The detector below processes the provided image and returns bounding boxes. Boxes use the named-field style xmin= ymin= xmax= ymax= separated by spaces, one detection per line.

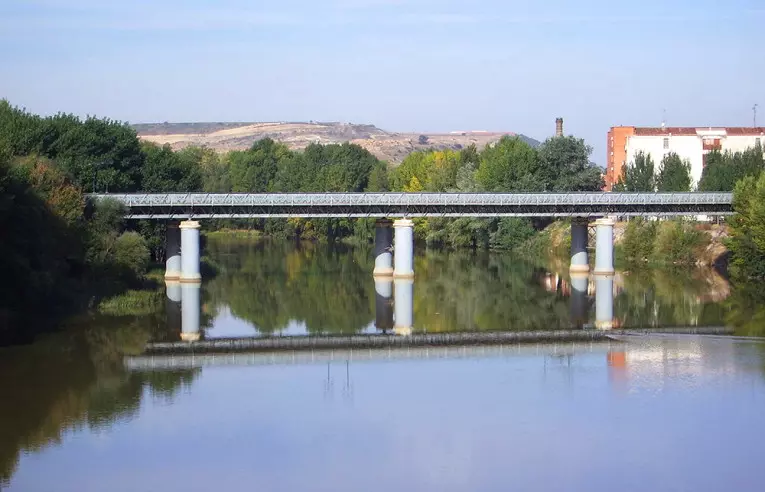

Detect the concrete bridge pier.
xmin=165 ymin=223 xmax=182 ymax=280
xmin=570 ymin=218 xmax=590 ymax=273
xmin=569 ymin=273 xmax=589 ymax=328
xmin=373 ymin=219 xmax=394 ymax=277
xmin=595 ymin=275 xmax=615 ymax=330
xmin=393 ymin=219 xmax=414 ymax=278
xmin=393 ymin=278 xmax=414 ymax=336
xmin=593 ymin=218 xmax=615 ymax=276
xmin=181 ymin=282 xmax=201 ymax=342
xmin=180 ymin=220 xmax=201 ymax=282
xmin=374 ymin=278 xmax=394 ymax=332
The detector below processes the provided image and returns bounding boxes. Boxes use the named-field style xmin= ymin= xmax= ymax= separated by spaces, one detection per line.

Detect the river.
xmin=2 ymin=239 xmax=765 ymax=491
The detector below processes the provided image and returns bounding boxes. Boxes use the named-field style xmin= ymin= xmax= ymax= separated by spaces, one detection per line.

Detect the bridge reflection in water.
xmin=160 ymin=271 xmax=730 ymax=348
xmin=139 ymin=272 xmax=734 ymax=375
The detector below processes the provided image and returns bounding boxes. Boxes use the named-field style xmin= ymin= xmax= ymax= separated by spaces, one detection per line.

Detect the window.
xmin=757 ymin=137 xmax=762 ymax=147
xmin=663 ymin=138 xmax=669 ymax=149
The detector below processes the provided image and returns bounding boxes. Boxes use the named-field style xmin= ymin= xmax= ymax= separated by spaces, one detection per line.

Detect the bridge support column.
xmin=181 ymin=282 xmax=201 ymax=342
xmin=165 ymin=223 xmax=182 ymax=280
xmin=570 ymin=273 xmax=589 ymax=328
xmin=570 ymin=218 xmax=589 ymax=273
xmin=180 ymin=220 xmax=201 ymax=282
xmin=393 ymin=219 xmax=414 ymax=278
xmin=595 ymin=275 xmax=615 ymax=330
xmin=374 ymin=278 xmax=394 ymax=332
xmin=593 ymin=217 xmax=615 ymax=276
xmin=393 ymin=278 xmax=414 ymax=336
xmin=373 ymin=219 xmax=394 ymax=277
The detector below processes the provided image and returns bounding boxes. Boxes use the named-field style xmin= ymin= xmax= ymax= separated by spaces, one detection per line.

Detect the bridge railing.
xmin=89 ymin=192 xmax=733 ymax=208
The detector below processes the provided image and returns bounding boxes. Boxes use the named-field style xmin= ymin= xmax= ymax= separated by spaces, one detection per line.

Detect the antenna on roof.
xmin=754 ymin=104 xmax=759 ymax=128
xmin=661 ymin=109 xmax=666 ymax=129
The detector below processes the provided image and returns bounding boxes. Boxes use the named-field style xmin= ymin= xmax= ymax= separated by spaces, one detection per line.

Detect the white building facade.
xmin=620 ymin=127 xmax=764 ymax=188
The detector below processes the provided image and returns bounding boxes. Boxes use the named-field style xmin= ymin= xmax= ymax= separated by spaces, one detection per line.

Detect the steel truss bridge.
xmin=89 ymin=192 xmax=733 ymax=219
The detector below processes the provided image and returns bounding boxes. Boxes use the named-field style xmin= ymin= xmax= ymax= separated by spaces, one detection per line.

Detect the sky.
xmin=1 ymin=0 xmax=763 ymax=165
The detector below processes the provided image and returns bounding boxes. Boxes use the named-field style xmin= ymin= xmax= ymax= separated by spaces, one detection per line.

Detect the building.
xmin=605 ymin=126 xmax=765 ymax=190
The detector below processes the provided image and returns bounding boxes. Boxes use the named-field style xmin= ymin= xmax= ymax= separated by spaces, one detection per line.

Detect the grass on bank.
xmin=97 ymin=290 xmax=164 ymax=317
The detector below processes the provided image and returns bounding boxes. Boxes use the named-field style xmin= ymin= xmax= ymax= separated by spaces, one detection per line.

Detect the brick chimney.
xmin=555 ymin=118 xmax=564 ymax=137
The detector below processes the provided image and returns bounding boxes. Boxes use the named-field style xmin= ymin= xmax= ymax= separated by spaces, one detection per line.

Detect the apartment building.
xmin=605 ymin=126 xmax=765 ymax=190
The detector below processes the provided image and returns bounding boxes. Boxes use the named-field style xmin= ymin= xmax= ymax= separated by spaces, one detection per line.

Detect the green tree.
xmin=228 ymin=138 xmax=290 ymax=192
xmin=366 ymin=162 xmax=389 ymax=191
xmin=0 ymin=100 xmax=145 ymax=192
xmin=620 ymin=218 xmax=657 ymax=263
xmin=656 ymin=153 xmax=692 ymax=192
xmin=652 ymin=220 xmax=704 ymax=265
xmin=726 ymin=172 xmax=765 ymax=279
xmin=113 ymin=231 xmax=150 ymax=277
xmin=141 ymin=142 xmax=202 ymax=192
xmin=614 ymin=151 xmax=655 ymax=191
xmin=475 ymin=136 xmax=541 ymax=191
xmin=537 ymin=136 xmax=603 ymax=191
xmin=698 ymin=144 xmax=764 ymax=191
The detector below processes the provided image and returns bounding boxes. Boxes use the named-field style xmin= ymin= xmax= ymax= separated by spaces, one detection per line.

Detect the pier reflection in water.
xmin=170 ymin=267 xmax=623 ymax=342
xmin=191 ymin=242 xmax=732 ymax=339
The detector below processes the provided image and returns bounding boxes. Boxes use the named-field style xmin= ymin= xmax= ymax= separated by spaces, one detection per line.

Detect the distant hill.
xmin=132 ymin=121 xmax=541 ymax=164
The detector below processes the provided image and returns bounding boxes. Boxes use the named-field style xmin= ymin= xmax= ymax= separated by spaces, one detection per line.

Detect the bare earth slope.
xmin=133 ymin=121 xmax=540 ymax=163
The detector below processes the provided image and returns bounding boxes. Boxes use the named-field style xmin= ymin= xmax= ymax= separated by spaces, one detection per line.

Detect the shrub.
xmin=621 ymin=218 xmax=657 ymax=263
xmin=113 ymin=231 xmax=149 ymax=277
xmin=491 ymin=218 xmax=536 ymax=250
xmin=652 ymin=220 xmax=704 ymax=265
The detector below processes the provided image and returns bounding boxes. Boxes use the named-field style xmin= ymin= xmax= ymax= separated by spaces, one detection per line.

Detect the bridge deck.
xmin=89 ymin=192 xmax=733 ymax=219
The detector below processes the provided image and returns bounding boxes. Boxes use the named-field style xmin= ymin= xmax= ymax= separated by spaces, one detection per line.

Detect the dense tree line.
xmin=698 ymin=144 xmax=765 ymax=191
xmin=0 ymin=99 xmax=628 ymax=339
xmin=0 ymin=101 xmax=392 ymax=338
xmin=389 ymin=135 xmax=603 ymax=248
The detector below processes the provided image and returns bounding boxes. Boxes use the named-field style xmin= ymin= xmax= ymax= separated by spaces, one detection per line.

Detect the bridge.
xmin=88 ymin=192 xmax=733 ymax=288
xmin=90 ymin=192 xmax=732 ymax=219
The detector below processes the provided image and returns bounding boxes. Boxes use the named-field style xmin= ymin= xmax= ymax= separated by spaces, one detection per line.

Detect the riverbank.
xmin=523 ymin=220 xmax=731 ymax=269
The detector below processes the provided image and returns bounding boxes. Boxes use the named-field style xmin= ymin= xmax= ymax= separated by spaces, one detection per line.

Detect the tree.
xmin=726 ymin=172 xmax=765 ymax=279
xmin=178 ymin=146 xmax=229 ymax=192
xmin=113 ymin=232 xmax=150 ymax=277
xmin=141 ymin=142 xmax=202 ymax=192
xmin=537 ymin=136 xmax=603 ymax=191
xmin=228 ymin=138 xmax=290 ymax=193
xmin=366 ymin=162 xmax=389 ymax=191
xmin=390 ymin=150 xmax=460 ymax=192
xmin=475 ymin=136 xmax=541 ymax=192
xmin=656 ymin=152 xmax=692 ymax=192
xmin=0 ymin=101 xmax=146 ymax=192
xmin=459 ymin=144 xmax=480 ymax=167
xmin=614 ymin=151 xmax=655 ymax=191
xmin=698 ymin=144 xmax=764 ymax=191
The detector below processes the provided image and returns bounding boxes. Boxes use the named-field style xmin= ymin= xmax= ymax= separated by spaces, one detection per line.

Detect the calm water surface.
xmin=2 ymin=241 xmax=765 ymax=491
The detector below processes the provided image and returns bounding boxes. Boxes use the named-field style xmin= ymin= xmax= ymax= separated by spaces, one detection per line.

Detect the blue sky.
xmin=1 ymin=0 xmax=763 ymax=165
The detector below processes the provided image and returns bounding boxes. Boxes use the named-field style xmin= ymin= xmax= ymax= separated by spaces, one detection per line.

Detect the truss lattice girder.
xmin=88 ymin=192 xmax=733 ymax=219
